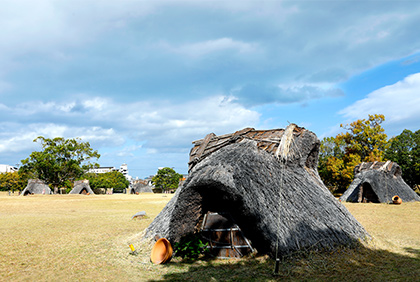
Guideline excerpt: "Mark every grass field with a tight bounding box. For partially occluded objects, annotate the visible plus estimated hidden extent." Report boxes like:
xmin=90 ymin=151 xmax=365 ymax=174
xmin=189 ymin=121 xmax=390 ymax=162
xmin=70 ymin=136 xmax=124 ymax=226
xmin=0 ymin=192 xmax=419 ymax=281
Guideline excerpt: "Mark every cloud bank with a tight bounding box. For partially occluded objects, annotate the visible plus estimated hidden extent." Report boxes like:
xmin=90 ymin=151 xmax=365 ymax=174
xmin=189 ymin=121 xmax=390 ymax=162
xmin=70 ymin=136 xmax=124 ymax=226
xmin=0 ymin=95 xmax=259 ymax=172
xmin=1 ymin=1 xmax=420 ymax=176
xmin=340 ymin=73 xmax=420 ymax=135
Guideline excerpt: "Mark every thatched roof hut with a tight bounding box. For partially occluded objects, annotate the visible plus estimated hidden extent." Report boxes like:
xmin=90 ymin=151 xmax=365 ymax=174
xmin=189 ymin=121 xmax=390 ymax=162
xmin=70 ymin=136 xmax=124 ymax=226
xmin=131 ymin=180 xmax=153 ymax=194
xmin=145 ymin=125 xmax=368 ymax=258
xmin=69 ymin=180 xmax=94 ymax=195
xmin=340 ymin=161 xmax=420 ymax=203
xmin=21 ymin=179 xmax=51 ymax=196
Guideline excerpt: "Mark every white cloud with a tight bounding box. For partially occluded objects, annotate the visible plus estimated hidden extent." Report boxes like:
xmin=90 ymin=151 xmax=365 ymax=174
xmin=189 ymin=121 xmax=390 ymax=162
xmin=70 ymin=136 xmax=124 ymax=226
xmin=0 ymin=122 xmax=122 ymax=154
xmin=161 ymin=37 xmax=259 ymax=58
xmin=339 ymin=73 xmax=420 ymax=133
xmin=0 ymin=95 xmax=259 ymax=160
xmin=0 ymin=123 xmax=67 ymax=154
xmin=116 ymin=144 xmax=143 ymax=157
xmin=124 ymin=95 xmax=260 ymax=149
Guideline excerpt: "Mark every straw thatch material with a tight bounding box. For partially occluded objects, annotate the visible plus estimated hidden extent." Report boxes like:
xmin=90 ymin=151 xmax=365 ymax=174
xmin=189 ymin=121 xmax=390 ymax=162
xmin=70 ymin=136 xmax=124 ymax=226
xmin=69 ymin=180 xmax=95 ymax=195
xmin=131 ymin=180 xmax=153 ymax=193
xmin=145 ymin=126 xmax=369 ymax=258
xmin=340 ymin=161 xmax=420 ymax=203
xmin=21 ymin=179 xmax=51 ymax=196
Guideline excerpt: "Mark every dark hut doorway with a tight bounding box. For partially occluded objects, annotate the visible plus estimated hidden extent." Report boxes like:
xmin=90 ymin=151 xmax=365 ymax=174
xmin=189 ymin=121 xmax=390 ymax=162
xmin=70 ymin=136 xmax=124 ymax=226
xmin=197 ymin=186 xmax=255 ymax=258
xmin=358 ymin=182 xmax=379 ymax=203
xmin=80 ymin=188 xmax=88 ymax=195
xmin=201 ymin=212 xmax=253 ymax=258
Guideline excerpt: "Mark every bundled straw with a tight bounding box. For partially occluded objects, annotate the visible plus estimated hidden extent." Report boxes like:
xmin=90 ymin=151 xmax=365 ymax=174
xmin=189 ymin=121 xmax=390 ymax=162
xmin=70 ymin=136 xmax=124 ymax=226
xmin=275 ymin=123 xmax=297 ymax=162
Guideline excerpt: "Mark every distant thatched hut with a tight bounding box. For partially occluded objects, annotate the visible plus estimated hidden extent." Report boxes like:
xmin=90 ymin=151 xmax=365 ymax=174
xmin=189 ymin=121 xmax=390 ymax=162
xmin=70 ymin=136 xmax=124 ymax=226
xmin=69 ymin=180 xmax=95 ymax=195
xmin=145 ymin=125 xmax=369 ymax=258
xmin=131 ymin=180 xmax=153 ymax=194
xmin=21 ymin=179 xmax=51 ymax=196
xmin=340 ymin=161 xmax=420 ymax=203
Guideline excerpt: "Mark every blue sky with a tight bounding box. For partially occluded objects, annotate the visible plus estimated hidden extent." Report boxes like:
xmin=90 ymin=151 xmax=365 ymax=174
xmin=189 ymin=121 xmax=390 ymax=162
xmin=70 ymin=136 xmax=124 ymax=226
xmin=1 ymin=0 xmax=420 ymax=178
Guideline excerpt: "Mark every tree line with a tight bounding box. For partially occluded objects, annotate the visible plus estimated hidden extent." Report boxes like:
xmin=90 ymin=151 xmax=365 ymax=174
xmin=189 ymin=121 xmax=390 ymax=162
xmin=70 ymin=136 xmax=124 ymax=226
xmin=318 ymin=114 xmax=420 ymax=194
xmin=0 ymin=137 xmax=128 ymax=192
xmin=1 ymin=115 xmax=419 ymax=195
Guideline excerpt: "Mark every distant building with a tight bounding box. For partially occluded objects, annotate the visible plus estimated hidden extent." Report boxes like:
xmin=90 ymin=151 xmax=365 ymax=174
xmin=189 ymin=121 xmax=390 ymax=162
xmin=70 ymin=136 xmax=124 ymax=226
xmin=119 ymin=163 xmax=132 ymax=182
xmin=88 ymin=163 xmax=132 ymax=182
xmin=0 ymin=164 xmax=18 ymax=173
xmin=89 ymin=166 xmax=116 ymax=174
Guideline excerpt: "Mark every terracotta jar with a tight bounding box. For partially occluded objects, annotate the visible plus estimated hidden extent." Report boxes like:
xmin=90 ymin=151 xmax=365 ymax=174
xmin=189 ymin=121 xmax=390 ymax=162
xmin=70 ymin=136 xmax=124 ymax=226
xmin=392 ymin=195 xmax=402 ymax=205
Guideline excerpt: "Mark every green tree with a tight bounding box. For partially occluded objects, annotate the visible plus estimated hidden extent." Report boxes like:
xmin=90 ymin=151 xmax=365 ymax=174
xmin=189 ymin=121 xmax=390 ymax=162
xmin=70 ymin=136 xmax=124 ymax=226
xmin=82 ymin=171 xmax=129 ymax=190
xmin=152 ymin=167 xmax=183 ymax=193
xmin=20 ymin=136 xmax=100 ymax=193
xmin=385 ymin=129 xmax=420 ymax=188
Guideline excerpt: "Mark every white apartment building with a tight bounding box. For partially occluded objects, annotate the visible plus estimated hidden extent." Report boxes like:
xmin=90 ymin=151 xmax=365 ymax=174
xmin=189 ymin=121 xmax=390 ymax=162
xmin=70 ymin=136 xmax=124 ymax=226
xmin=89 ymin=166 xmax=116 ymax=174
xmin=88 ymin=163 xmax=132 ymax=182
xmin=0 ymin=164 xmax=18 ymax=173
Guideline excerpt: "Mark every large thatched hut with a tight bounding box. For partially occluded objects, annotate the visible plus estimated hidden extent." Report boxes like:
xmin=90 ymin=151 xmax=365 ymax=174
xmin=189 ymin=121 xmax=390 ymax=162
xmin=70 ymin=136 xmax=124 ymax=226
xmin=340 ymin=161 xmax=420 ymax=203
xmin=69 ymin=180 xmax=94 ymax=195
xmin=21 ymin=179 xmax=51 ymax=196
xmin=145 ymin=125 xmax=369 ymax=258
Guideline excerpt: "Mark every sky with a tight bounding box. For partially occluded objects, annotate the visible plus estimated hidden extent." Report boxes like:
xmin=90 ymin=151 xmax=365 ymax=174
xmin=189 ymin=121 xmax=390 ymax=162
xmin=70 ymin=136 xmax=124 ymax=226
xmin=1 ymin=0 xmax=420 ymax=179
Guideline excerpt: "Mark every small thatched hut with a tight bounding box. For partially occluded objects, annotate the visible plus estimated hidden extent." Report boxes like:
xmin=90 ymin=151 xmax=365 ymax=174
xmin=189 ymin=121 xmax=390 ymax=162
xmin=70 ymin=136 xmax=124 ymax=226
xmin=340 ymin=161 xmax=420 ymax=203
xmin=21 ymin=179 xmax=51 ymax=196
xmin=145 ymin=125 xmax=369 ymax=258
xmin=69 ymin=180 xmax=95 ymax=195
xmin=131 ymin=180 xmax=153 ymax=194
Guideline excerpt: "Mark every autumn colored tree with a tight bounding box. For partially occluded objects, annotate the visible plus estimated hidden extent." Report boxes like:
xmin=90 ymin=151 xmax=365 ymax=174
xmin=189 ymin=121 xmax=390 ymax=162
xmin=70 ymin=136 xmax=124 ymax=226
xmin=318 ymin=137 xmax=361 ymax=193
xmin=337 ymin=114 xmax=388 ymax=162
xmin=20 ymin=136 xmax=100 ymax=193
xmin=318 ymin=137 xmax=343 ymax=190
xmin=319 ymin=114 xmax=388 ymax=193
xmin=0 ymin=172 xmax=24 ymax=191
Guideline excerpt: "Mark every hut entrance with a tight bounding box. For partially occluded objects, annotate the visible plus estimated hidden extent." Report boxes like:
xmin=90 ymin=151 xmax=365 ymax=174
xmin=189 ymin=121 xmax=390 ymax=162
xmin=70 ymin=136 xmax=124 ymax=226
xmin=196 ymin=184 xmax=255 ymax=258
xmin=200 ymin=211 xmax=254 ymax=258
xmin=358 ymin=182 xmax=379 ymax=203
xmin=80 ymin=188 xmax=88 ymax=195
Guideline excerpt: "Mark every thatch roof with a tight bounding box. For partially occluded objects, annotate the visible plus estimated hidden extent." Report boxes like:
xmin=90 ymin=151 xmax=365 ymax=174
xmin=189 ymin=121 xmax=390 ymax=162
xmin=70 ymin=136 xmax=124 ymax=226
xmin=69 ymin=180 xmax=95 ymax=195
xmin=145 ymin=125 xmax=368 ymax=258
xmin=21 ymin=179 xmax=51 ymax=196
xmin=131 ymin=180 xmax=153 ymax=193
xmin=340 ymin=161 xmax=420 ymax=203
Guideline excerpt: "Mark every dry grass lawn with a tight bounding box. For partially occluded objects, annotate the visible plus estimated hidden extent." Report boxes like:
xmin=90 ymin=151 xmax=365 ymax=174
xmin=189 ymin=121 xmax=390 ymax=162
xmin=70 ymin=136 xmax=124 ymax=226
xmin=0 ymin=192 xmax=419 ymax=281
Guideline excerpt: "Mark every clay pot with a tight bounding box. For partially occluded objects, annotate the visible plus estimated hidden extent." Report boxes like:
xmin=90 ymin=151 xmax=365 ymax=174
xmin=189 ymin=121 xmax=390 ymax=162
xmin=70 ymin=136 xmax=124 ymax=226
xmin=150 ymin=238 xmax=173 ymax=264
xmin=392 ymin=195 xmax=402 ymax=205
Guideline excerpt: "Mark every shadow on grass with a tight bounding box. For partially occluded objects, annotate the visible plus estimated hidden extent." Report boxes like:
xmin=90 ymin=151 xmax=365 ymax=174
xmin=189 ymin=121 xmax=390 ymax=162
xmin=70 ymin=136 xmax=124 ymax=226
xmin=149 ymin=243 xmax=419 ymax=281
